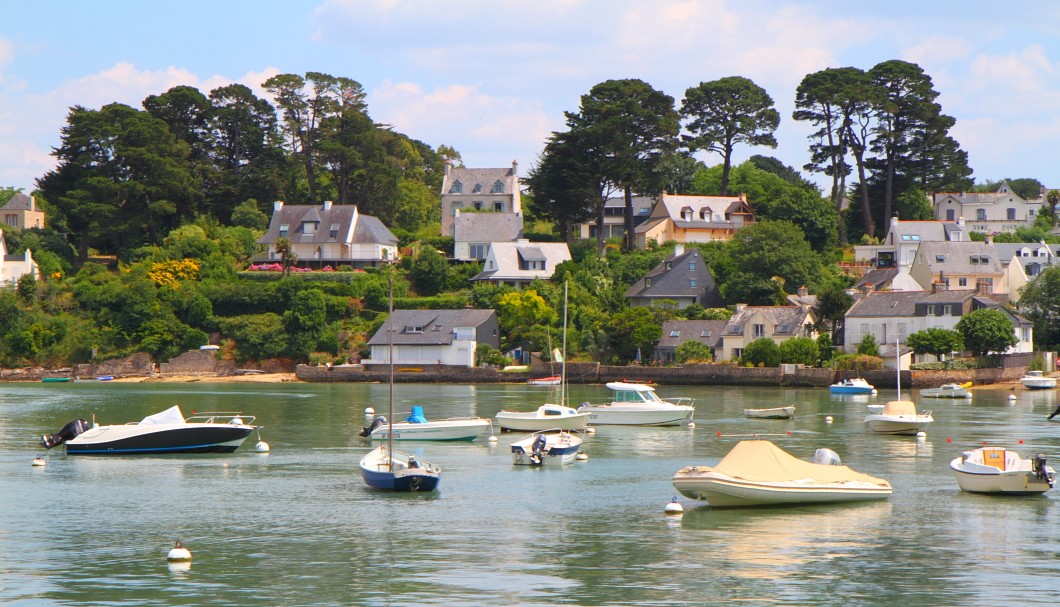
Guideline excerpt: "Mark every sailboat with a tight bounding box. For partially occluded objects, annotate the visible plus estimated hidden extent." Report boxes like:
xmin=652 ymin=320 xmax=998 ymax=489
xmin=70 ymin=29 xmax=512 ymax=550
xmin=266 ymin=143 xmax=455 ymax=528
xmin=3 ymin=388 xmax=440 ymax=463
xmin=864 ymin=337 xmax=933 ymax=436
xmin=358 ymin=276 xmax=441 ymax=492
xmin=506 ymin=282 xmax=584 ymax=466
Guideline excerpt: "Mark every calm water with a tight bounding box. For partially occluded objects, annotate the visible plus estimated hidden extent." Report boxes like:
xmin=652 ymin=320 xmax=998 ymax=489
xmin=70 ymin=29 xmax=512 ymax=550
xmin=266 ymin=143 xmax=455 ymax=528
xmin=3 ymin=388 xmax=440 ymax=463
xmin=2 ymin=380 xmax=1060 ymax=606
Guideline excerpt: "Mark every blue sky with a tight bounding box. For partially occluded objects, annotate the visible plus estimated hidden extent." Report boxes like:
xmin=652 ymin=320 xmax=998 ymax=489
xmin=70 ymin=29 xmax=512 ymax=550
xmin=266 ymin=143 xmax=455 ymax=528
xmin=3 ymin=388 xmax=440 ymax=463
xmin=4 ymin=1 xmax=1060 ymax=195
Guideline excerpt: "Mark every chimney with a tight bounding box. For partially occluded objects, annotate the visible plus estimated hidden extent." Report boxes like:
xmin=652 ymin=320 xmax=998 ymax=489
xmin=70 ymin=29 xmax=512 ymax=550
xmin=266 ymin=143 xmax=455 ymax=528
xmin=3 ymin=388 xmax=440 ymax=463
xmin=956 ymin=216 xmax=965 ymax=227
xmin=273 ymin=200 xmax=284 ymax=211
xmin=738 ymin=192 xmax=746 ymax=202
xmin=674 ymin=244 xmax=685 ymax=257
xmin=932 ymin=281 xmax=947 ymax=294
xmin=512 ymin=159 xmax=518 ymax=176
xmin=734 ymin=303 xmax=746 ymax=313
xmin=798 ymin=285 xmax=809 ymax=297
xmin=859 ymin=283 xmax=875 ymax=295
xmin=323 ymin=200 xmax=332 ymax=211
xmin=444 ymin=160 xmax=452 ymax=177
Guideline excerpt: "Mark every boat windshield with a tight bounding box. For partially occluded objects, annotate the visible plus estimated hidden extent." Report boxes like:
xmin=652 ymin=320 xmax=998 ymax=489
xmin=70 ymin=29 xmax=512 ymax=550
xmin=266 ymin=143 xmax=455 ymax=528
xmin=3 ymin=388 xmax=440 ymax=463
xmin=613 ymin=388 xmax=660 ymax=403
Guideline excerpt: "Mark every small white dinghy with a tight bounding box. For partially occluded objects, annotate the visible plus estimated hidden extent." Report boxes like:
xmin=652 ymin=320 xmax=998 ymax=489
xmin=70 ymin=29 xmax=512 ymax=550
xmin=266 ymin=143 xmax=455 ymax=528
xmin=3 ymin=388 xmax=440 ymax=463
xmin=950 ymin=447 xmax=1055 ymax=495
xmin=510 ymin=430 xmax=583 ymax=466
xmin=743 ymin=406 xmax=795 ymax=420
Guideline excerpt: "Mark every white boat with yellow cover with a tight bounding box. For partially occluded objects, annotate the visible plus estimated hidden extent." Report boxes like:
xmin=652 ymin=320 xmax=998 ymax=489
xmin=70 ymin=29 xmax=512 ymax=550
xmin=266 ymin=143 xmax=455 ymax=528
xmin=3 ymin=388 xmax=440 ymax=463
xmin=950 ymin=447 xmax=1055 ymax=494
xmin=672 ymin=440 xmax=892 ymax=507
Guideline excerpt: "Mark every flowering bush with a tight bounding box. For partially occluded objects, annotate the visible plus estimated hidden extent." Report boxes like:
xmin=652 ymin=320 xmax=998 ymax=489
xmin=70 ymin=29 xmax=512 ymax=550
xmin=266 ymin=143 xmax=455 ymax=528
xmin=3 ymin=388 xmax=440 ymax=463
xmin=148 ymin=259 xmax=200 ymax=288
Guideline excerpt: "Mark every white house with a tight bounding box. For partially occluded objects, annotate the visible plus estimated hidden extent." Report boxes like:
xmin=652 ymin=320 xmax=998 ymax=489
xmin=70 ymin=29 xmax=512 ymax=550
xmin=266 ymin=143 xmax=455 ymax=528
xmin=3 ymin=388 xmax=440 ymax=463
xmin=365 ymin=309 xmax=500 ymax=368
xmin=471 ymin=240 xmax=571 ymax=288
xmin=0 ymin=229 xmax=40 ymax=284
xmin=933 ymin=181 xmax=1044 ymax=233
xmin=257 ymin=201 xmax=398 ymax=268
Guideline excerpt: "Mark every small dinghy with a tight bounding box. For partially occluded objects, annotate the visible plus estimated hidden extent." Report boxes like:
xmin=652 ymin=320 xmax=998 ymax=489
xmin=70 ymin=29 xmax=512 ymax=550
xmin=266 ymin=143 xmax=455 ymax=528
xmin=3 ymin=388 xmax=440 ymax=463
xmin=743 ymin=406 xmax=795 ymax=420
xmin=950 ymin=447 xmax=1055 ymax=495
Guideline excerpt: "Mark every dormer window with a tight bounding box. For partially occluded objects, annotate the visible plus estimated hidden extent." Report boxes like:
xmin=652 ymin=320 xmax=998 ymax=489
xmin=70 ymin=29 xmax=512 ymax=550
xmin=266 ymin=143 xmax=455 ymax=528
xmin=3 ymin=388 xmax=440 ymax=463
xmin=700 ymin=330 xmax=711 ymax=337
xmin=329 ymin=223 xmax=339 ymax=239
xmin=301 ymin=221 xmax=317 ymax=234
xmin=681 ymin=207 xmax=693 ymax=221
xmin=472 ymin=183 xmax=483 ymax=193
xmin=700 ymin=208 xmax=710 ymax=220
xmin=450 ymin=180 xmax=463 ymax=194
xmin=405 ymin=325 xmax=424 ymax=334
xmin=490 ymin=180 xmax=504 ymax=194
xmin=279 ymin=224 xmax=289 ymax=237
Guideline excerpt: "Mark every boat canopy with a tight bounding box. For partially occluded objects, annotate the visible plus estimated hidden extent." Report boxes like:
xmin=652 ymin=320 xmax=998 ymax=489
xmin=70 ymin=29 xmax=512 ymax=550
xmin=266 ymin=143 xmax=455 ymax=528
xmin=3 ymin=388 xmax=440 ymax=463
xmin=139 ymin=405 xmax=186 ymax=425
xmin=605 ymin=382 xmax=662 ymax=402
xmin=880 ymin=400 xmax=918 ymax=416
xmin=707 ymin=440 xmax=891 ymax=486
xmin=406 ymin=406 xmax=427 ymax=423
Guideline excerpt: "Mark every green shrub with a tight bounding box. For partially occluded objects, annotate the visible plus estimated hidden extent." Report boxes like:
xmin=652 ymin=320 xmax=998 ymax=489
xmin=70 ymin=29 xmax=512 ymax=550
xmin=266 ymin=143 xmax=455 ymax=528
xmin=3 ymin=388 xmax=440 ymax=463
xmin=832 ymin=354 xmax=884 ymax=371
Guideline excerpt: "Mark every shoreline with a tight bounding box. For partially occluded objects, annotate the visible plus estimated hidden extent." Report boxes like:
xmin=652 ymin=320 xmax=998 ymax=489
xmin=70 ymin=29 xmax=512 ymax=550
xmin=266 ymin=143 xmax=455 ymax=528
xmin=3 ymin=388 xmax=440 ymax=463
xmin=108 ymin=373 xmax=300 ymax=384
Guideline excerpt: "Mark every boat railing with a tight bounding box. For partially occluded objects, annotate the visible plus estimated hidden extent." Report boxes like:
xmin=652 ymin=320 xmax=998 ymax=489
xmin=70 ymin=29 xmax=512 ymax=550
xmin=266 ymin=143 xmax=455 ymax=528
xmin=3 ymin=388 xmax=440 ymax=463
xmin=184 ymin=412 xmax=256 ymax=425
xmin=668 ymin=397 xmax=696 ymax=407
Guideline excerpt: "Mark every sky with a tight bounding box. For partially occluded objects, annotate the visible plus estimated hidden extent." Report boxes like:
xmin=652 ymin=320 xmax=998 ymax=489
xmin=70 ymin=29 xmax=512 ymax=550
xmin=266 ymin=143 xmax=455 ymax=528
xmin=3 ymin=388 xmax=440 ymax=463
xmin=4 ymin=0 xmax=1060 ymax=196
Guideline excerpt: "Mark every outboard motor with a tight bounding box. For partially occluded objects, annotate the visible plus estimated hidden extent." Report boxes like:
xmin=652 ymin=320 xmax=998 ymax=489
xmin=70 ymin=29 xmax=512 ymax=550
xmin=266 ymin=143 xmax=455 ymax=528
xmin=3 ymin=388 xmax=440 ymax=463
xmin=359 ymin=416 xmax=388 ymax=437
xmin=40 ymin=419 xmax=89 ymax=449
xmin=1032 ymin=454 xmax=1053 ymax=486
xmin=530 ymin=434 xmax=549 ymax=465
xmin=813 ymin=448 xmax=842 ymax=466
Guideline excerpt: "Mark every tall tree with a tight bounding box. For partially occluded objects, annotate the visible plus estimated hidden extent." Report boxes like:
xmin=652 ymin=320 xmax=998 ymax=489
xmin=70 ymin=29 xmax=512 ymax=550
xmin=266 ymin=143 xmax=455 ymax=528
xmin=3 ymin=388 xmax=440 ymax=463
xmin=681 ymin=76 xmax=780 ymax=196
xmin=565 ymin=79 xmax=679 ymax=251
xmin=525 ymin=130 xmax=608 ymax=246
xmin=263 ymin=73 xmax=328 ymax=203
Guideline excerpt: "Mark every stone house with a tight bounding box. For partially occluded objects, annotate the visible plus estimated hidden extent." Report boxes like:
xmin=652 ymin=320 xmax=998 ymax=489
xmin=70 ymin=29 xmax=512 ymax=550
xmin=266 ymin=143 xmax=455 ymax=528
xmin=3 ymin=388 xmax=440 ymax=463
xmin=257 ymin=201 xmax=398 ymax=268
xmin=625 ymin=245 xmax=723 ymax=309
xmin=0 ymin=193 xmax=46 ymax=230
xmin=365 ymin=309 xmax=500 ymax=368
xmin=716 ymin=304 xmax=818 ymax=362
xmin=440 ymin=162 xmax=523 ymax=260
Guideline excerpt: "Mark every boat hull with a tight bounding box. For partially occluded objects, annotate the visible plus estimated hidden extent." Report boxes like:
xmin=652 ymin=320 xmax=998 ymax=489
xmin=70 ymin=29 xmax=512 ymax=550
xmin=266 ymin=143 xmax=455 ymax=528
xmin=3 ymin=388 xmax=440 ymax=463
xmin=359 ymin=447 xmax=440 ymax=492
xmin=921 ymin=387 xmax=971 ymax=398
xmin=510 ymin=432 xmax=582 ymax=466
xmin=949 ymin=449 xmax=1055 ymax=494
xmin=1021 ymin=380 xmax=1057 ymax=390
xmin=527 ymin=376 xmax=562 ymax=386
xmin=863 ymin=414 xmax=933 ymax=436
xmin=370 ymin=418 xmax=490 ymax=441
xmin=829 ymin=386 xmax=874 ymax=395
xmin=65 ymin=424 xmax=254 ymax=454
xmin=495 ymin=406 xmax=589 ymax=432
xmin=950 ymin=467 xmax=1054 ymax=495
xmin=744 ymin=407 xmax=795 ymax=419
xmin=577 ymin=405 xmax=693 ymax=426
xmin=672 ymin=471 xmax=892 ymax=507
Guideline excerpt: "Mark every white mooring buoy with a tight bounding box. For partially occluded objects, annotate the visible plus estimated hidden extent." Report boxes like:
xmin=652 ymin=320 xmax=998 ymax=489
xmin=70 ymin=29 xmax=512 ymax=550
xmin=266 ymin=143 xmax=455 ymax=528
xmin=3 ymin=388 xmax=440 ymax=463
xmin=32 ymin=454 xmax=47 ymax=467
xmin=916 ymin=431 xmax=927 ymax=440
xmin=687 ymin=421 xmax=696 ymax=429
xmin=585 ymin=427 xmax=596 ymax=435
xmin=664 ymin=497 xmax=684 ymax=514
xmin=576 ymin=451 xmax=588 ymax=461
xmin=1008 ymin=394 xmax=1017 ymax=401
xmin=167 ymin=540 xmax=192 ymax=562
xmin=487 ymin=435 xmax=498 ymax=444
xmin=825 ymin=415 xmax=834 ymax=423
xmin=255 ymin=440 xmax=270 ymax=453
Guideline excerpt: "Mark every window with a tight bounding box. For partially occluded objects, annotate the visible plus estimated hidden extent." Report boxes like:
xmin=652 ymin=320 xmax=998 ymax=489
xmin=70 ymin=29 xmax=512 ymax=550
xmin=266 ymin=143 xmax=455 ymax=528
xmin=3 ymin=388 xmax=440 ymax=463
xmin=665 ymin=261 xmax=672 ymax=270
xmin=670 ymin=330 xmax=680 ymax=337
xmin=690 ymin=279 xmax=697 ymax=288
xmin=2 ymin=214 xmax=17 ymax=227
xmin=301 ymin=221 xmax=316 ymax=234
xmin=901 ymin=234 xmax=920 ymax=241
xmin=472 ymin=183 xmax=482 ymax=193
xmin=733 ymin=348 xmax=743 ymax=360
xmin=406 ymin=325 xmax=424 ymax=334
xmin=450 ymin=181 xmax=463 ymax=194
xmin=688 ymin=261 xmax=696 ymax=270
xmin=469 ymin=243 xmax=488 ymax=259
xmin=329 ymin=223 xmax=339 ymax=239
xmin=700 ymin=330 xmax=712 ymax=337
xmin=1007 ymin=208 xmax=1016 ymax=220
xmin=645 ymin=278 xmax=652 ymax=288
xmin=473 ymin=201 xmax=483 ymax=210
xmin=700 ymin=208 xmax=710 ymax=220
xmin=935 ymin=254 xmax=946 ymax=263
xmin=279 ymin=224 xmax=289 ymax=237
xmin=946 ymin=209 xmax=955 ymax=221
xmin=753 ymin=324 xmax=765 ymax=337
xmin=493 ymin=201 xmax=504 ymax=211
xmin=491 ymin=180 xmax=504 ymax=194
xmin=778 ymin=324 xmax=790 ymax=334
xmin=958 ymin=277 xmax=967 ymax=287
xmin=977 ymin=208 xmax=986 ymax=221
xmin=926 ymin=305 xmax=935 ymax=315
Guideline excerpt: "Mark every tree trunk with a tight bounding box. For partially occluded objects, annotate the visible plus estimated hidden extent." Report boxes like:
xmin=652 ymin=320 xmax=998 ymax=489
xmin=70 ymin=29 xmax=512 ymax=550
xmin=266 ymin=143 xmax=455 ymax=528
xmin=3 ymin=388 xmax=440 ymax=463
xmin=596 ymin=197 xmax=606 ymax=255
xmin=623 ymin=184 xmax=636 ymax=251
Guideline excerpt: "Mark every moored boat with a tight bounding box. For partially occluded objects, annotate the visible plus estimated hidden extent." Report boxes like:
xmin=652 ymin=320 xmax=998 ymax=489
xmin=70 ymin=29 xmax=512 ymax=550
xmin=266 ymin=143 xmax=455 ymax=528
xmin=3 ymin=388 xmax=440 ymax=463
xmin=577 ymin=381 xmax=694 ymax=426
xmin=360 ymin=406 xmax=492 ymax=441
xmin=743 ymin=406 xmax=795 ymax=419
xmin=510 ymin=430 xmax=583 ymax=466
xmin=527 ymin=375 xmax=561 ymax=386
xmin=920 ymin=383 xmax=972 ymax=398
xmin=829 ymin=378 xmax=876 ymax=395
xmin=39 ymin=406 xmax=258 ymax=454
xmin=1020 ymin=370 xmax=1057 ymax=390
xmin=672 ymin=440 xmax=892 ymax=507
xmin=950 ymin=447 xmax=1055 ymax=494
xmin=359 ymin=446 xmax=441 ymax=491
xmin=864 ymin=400 xmax=933 ymax=435
xmin=495 ymin=403 xmax=589 ymax=432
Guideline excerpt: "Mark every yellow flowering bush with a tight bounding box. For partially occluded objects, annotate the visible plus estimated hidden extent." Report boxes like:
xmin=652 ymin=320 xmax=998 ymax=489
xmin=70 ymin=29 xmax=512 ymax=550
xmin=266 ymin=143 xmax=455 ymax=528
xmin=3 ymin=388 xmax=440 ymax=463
xmin=148 ymin=259 xmax=201 ymax=288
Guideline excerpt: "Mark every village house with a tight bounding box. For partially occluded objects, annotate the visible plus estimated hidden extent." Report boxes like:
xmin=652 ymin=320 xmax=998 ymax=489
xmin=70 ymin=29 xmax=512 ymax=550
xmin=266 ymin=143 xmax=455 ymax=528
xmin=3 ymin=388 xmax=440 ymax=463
xmin=364 ymin=309 xmax=500 ymax=368
xmin=0 ymin=193 xmax=46 ymax=230
xmin=853 ymin=216 xmax=967 ymax=292
xmin=634 ymin=192 xmax=755 ymax=250
xmin=716 ymin=304 xmax=818 ymax=362
xmin=933 ymin=181 xmax=1044 ymax=233
xmin=577 ymin=195 xmax=656 ymax=241
xmin=654 ymin=319 xmax=727 ymax=364
xmin=625 ymin=245 xmax=723 ymax=309
xmin=257 ymin=201 xmax=398 ymax=268
xmin=0 ymin=229 xmax=40 ymax=285
xmin=908 ymin=240 xmax=1013 ymax=296
xmin=440 ymin=162 xmax=523 ymax=260
xmin=471 ymin=239 xmax=571 ymax=288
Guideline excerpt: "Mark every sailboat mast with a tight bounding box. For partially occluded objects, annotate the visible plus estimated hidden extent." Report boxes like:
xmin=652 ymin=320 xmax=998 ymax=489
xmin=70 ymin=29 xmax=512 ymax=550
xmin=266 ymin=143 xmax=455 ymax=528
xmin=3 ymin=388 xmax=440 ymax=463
xmin=895 ymin=334 xmax=901 ymax=400
xmin=561 ymin=281 xmax=568 ymax=406
xmin=387 ymin=274 xmax=394 ymax=472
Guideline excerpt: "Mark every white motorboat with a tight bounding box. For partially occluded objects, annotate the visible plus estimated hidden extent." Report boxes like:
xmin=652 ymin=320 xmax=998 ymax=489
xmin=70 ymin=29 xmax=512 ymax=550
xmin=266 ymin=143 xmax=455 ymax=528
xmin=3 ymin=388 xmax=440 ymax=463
xmin=920 ymin=383 xmax=972 ymax=398
xmin=1021 ymin=370 xmax=1057 ymax=390
xmin=361 ymin=406 xmax=492 ymax=441
xmin=829 ymin=378 xmax=877 ymax=395
xmin=864 ymin=400 xmax=933 ymax=435
xmin=743 ymin=406 xmax=795 ymax=419
xmin=39 ymin=406 xmax=258 ymax=455
xmin=577 ymin=381 xmax=695 ymax=426
xmin=672 ymin=440 xmax=892 ymax=507
xmin=498 ymin=283 xmax=589 ymax=433
xmin=495 ymin=403 xmax=589 ymax=432
xmin=510 ymin=430 xmax=583 ymax=466
xmin=950 ymin=447 xmax=1055 ymax=494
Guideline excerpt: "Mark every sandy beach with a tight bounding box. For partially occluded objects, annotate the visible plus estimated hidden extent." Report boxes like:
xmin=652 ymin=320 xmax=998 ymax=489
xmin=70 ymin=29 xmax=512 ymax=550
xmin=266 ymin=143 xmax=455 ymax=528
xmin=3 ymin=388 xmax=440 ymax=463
xmin=109 ymin=372 xmax=299 ymax=384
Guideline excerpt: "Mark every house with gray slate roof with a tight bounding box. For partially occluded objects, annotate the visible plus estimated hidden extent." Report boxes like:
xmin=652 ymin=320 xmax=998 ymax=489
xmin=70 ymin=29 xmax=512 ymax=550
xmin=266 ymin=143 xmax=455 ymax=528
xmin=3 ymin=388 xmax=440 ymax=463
xmin=258 ymin=201 xmax=398 ymax=268
xmin=933 ymin=181 xmax=1044 ymax=233
xmin=655 ymin=319 xmax=727 ymax=364
xmin=440 ymin=162 xmax=523 ymax=258
xmin=844 ymin=286 xmax=1032 ymax=363
xmin=908 ymin=241 xmax=1012 ymax=295
xmin=1 ymin=193 xmax=45 ymax=230
xmin=717 ymin=304 xmax=817 ymax=362
xmin=577 ymin=195 xmax=656 ymax=241
xmin=365 ymin=309 xmax=499 ymax=368
xmin=471 ymin=240 xmax=571 ymax=288
xmin=626 ymin=245 xmax=723 ymax=309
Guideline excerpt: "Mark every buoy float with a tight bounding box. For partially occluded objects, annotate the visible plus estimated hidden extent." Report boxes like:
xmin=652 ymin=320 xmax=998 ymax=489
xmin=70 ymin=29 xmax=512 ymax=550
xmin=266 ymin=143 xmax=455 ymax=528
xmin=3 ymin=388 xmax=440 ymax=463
xmin=664 ymin=498 xmax=684 ymax=514
xmin=687 ymin=421 xmax=696 ymax=429
xmin=255 ymin=440 xmax=270 ymax=453
xmin=487 ymin=435 xmax=498 ymax=443
xmin=825 ymin=416 xmax=834 ymax=423
xmin=916 ymin=431 xmax=927 ymax=439
xmin=576 ymin=451 xmax=588 ymax=461
xmin=167 ymin=540 xmax=192 ymax=562
xmin=364 ymin=407 xmax=375 ymax=420
xmin=585 ymin=427 xmax=596 ymax=435
xmin=32 ymin=455 xmax=46 ymax=467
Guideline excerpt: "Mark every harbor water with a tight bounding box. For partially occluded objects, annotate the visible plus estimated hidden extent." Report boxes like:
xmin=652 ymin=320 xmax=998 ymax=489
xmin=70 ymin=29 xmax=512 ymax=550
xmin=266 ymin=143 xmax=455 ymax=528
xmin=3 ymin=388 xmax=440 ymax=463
xmin=2 ymin=380 xmax=1059 ymax=606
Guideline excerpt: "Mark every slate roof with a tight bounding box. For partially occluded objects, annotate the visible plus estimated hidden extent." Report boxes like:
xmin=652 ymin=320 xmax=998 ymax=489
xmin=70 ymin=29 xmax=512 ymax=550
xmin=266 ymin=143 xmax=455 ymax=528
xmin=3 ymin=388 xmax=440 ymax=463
xmin=888 ymin=219 xmax=966 ymax=243
xmin=443 ymin=167 xmax=517 ymax=195
xmin=625 ymin=248 xmax=723 ymax=307
xmin=854 ymin=268 xmax=899 ymax=290
xmin=368 ymin=309 xmax=497 ymax=346
xmin=453 ymin=213 xmax=523 ymax=243
xmin=657 ymin=320 xmax=727 ymax=349
xmin=0 ymin=193 xmax=36 ymax=211
xmin=845 ymin=290 xmax=974 ymax=318
xmin=258 ymin=203 xmax=396 ymax=247
xmin=471 ymin=241 xmax=571 ymax=282
xmin=916 ymin=241 xmax=1002 ymax=275
xmin=992 ymin=243 xmax=1060 ymax=264
xmin=722 ymin=306 xmax=813 ymax=336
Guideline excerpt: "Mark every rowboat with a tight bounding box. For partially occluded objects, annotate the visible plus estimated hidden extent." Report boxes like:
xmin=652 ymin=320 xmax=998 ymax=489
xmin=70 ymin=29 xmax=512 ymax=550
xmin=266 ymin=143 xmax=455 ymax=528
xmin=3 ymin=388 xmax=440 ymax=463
xmin=743 ymin=406 xmax=795 ymax=419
